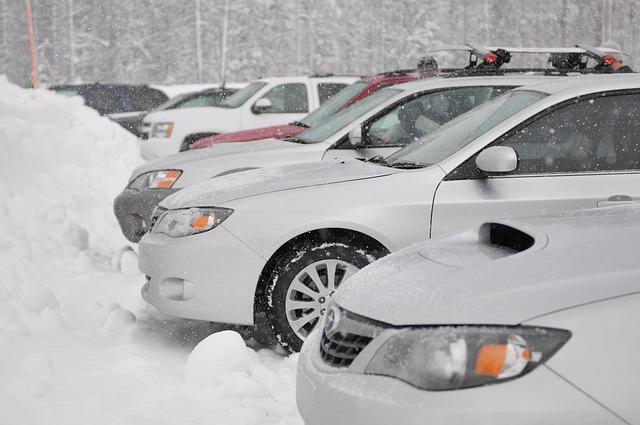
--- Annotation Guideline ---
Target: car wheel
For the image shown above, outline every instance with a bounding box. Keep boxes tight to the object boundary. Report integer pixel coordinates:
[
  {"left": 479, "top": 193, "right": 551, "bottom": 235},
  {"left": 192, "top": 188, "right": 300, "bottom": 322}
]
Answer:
[{"left": 263, "top": 238, "right": 381, "bottom": 352}]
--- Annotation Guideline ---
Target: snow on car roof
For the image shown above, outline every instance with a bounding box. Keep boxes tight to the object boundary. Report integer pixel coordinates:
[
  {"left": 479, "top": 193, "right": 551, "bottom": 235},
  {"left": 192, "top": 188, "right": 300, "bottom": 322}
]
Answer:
[
  {"left": 391, "top": 74, "right": 563, "bottom": 93},
  {"left": 510, "top": 73, "right": 640, "bottom": 96}
]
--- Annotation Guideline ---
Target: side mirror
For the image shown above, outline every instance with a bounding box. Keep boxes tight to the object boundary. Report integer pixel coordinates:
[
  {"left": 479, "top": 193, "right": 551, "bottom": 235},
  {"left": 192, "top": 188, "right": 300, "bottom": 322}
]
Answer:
[
  {"left": 476, "top": 146, "right": 518, "bottom": 174},
  {"left": 348, "top": 126, "right": 363, "bottom": 147},
  {"left": 252, "top": 98, "right": 272, "bottom": 114}
]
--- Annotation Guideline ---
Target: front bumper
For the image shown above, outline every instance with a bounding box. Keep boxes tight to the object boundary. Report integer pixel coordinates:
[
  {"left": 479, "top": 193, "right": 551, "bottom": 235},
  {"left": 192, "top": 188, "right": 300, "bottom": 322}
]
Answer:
[
  {"left": 296, "top": 329, "right": 624, "bottom": 425},
  {"left": 138, "top": 226, "right": 266, "bottom": 325},
  {"left": 139, "top": 136, "right": 182, "bottom": 160},
  {"left": 113, "top": 187, "right": 178, "bottom": 243}
]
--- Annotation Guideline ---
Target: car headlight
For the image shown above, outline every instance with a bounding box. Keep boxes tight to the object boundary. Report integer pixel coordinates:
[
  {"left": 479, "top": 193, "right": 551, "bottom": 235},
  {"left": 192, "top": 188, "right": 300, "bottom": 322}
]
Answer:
[
  {"left": 151, "top": 207, "right": 233, "bottom": 238},
  {"left": 365, "top": 325, "right": 570, "bottom": 391},
  {"left": 151, "top": 122, "right": 174, "bottom": 138},
  {"left": 128, "top": 170, "right": 182, "bottom": 190}
]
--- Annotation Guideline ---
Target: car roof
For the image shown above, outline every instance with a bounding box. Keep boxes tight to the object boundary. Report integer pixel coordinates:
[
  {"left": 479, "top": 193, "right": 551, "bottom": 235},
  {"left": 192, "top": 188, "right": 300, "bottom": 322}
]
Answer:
[
  {"left": 390, "top": 74, "right": 564, "bottom": 93},
  {"left": 511, "top": 73, "right": 640, "bottom": 97},
  {"left": 255, "top": 75, "right": 359, "bottom": 84}
]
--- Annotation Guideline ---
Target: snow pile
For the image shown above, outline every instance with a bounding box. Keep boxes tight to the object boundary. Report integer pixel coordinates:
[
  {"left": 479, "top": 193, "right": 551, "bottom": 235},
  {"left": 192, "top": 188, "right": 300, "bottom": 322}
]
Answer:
[
  {"left": 0, "top": 76, "right": 140, "bottom": 337},
  {"left": 0, "top": 78, "right": 301, "bottom": 425}
]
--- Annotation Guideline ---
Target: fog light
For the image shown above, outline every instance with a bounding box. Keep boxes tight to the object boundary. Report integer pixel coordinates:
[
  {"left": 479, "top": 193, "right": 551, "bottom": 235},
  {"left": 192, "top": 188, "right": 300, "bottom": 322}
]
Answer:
[{"left": 160, "top": 278, "right": 194, "bottom": 300}]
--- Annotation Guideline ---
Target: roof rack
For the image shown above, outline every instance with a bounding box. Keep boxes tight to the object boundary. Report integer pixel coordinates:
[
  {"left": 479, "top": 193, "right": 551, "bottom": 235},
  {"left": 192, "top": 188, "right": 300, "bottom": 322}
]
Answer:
[
  {"left": 378, "top": 68, "right": 418, "bottom": 77},
  {"left": 427, "top": 44, "right": 628, "bottom": 77}
]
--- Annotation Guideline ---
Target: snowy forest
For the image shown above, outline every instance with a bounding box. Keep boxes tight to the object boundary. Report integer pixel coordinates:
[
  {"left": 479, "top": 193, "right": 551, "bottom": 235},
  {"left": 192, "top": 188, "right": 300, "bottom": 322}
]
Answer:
[{"left": 1, "top": 0, "right": 639, "bottom": 86}]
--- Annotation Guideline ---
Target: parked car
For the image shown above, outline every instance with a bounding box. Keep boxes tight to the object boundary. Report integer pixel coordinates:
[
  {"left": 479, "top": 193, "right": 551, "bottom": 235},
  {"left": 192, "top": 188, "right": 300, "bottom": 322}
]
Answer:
[
  {"left": 139, "top": 75, "right": 359, "bottom": 158},
  {"left": 296, "top": 206, "right": 640, "bottom": 425},
  {"left": 138, "top": 74, "right": 640, "bottom": 352},
  {"left": 117, "top": 74, "right": 546, "bottom": 242},
  {"left": 49, "top": 83, "right": 169, "bottom": 135},
  {"left": 137, "top": 86, "right": 240, "bottom": 138},
  {"left": 189, "top": 70, "right": 420, "bottom": 150}
]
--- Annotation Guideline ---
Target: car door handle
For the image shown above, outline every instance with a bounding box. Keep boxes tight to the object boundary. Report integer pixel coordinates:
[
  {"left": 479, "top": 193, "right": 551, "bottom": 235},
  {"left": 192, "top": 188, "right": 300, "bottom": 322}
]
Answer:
[{"left": 597, "top": 195, "right": 638, "bottom": 207}]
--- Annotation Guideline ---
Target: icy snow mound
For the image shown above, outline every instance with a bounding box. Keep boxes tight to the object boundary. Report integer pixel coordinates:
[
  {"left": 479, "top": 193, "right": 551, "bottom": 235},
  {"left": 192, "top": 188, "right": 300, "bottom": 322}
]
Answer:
[{"left": 0, "top": 76, "right": 141, "bottom": 337}]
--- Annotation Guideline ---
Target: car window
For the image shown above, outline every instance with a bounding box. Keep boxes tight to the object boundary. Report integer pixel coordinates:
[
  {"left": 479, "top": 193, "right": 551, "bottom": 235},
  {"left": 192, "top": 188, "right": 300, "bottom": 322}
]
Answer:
[
  {"left": 174, "top": 92, "right": 231, "bottom": 108},
  {"left": 300, "top": 81, "right": 368, "bottom": 127},
  {"left": 125, "top": 87, "right": 168, "bottom": 111},
  {"left": 500, "top": 92, "right": 640, "bottom": 174},
  {"left": 317, "top": 83, "right": 348, "bottom": 104},
  {"left": 296, "top": 88, "right": 402, "bottom": 144},
  {"left": 386, "top": 90, "right": 547, "bottom": 167},
  {"left": 220, "top": 81, "right": 267, "bottom": 108},
  {"left": 82, "top": 86, "right": 123, "bottom": 115},
  {"left": 257, "top": 83, "right": 309, "bottom": 113},
  {"left": 363, "top": 86, "right": 514, "bottom": 147}
]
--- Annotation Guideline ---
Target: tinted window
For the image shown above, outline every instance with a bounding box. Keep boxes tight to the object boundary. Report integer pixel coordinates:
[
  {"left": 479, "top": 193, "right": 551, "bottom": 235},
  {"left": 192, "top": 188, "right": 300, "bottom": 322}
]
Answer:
[
  {"left": 82, "top": 86, "right": 123, "bottom": 115},
  {"left": 317, "top": 83, "right": 348, "bottom": 104},
  {"left": 258, "top": 83, "right": 309, "bottom": 113},
  {"left": 501, "top": 92, "right": 640, "bottom": 174},
  {"left": 173, "top": 91, "right": 235, "bottom": 108},
  {"left": 364, "top": 86, "right": 514, "bottom": 147},
  {"left": 125, "top": 87, "right": 168, "bottom": 111}
]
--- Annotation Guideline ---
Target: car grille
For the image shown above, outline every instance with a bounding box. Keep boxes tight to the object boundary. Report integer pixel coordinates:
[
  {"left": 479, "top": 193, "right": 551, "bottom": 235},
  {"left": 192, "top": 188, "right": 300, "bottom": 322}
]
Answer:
[{"left": 320, "top": 330, "right": 372, "bottom": 367}]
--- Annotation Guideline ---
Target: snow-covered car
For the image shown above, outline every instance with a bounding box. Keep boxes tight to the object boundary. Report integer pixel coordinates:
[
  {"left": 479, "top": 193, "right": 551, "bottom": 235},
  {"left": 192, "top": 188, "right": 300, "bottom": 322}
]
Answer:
[
  {"left": 137, "top": 74, "right": 640, "bottom": 351},
  {"left": 117, "top": 75, "right": 553, "bottom": 242},
  {"left": 296, "top": 206, "right": 640, "bottom": 425},
  {"left": 139, "top": 75, "right": 358, "bottom": 158}
]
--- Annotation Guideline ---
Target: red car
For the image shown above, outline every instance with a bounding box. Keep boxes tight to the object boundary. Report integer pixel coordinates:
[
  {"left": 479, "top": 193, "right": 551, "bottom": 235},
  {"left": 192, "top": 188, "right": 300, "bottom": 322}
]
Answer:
[{"left": 190, "top": 70, "right": 418, "bottom": 149}]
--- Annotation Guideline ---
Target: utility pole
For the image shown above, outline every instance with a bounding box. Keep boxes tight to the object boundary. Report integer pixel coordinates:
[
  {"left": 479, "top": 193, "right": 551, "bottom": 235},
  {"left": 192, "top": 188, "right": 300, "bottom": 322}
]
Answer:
[
  {"left": 219, "top": 0, "right": 230, "bottom": 84},
  {"left": 195, "top": 0, "right": 203, "bottom": 83},
  {"left": 25, "top": 0, "right": 38, "bottom": 88}
]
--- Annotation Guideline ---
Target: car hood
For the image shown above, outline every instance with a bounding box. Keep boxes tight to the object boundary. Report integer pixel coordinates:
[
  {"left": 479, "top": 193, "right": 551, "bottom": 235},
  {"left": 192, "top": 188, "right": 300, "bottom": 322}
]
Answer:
[
  {"left": 191, "top": 124, "right": 304, "bottom": 149},
  {"left": 129, "top": 138, "right": 288, "bottom": 179},
  {"left": 335, "top": 206, "right": 640, "bottom": 326},
  {"left": 160, "top": 159, "right": 399, "bottom": 208}
]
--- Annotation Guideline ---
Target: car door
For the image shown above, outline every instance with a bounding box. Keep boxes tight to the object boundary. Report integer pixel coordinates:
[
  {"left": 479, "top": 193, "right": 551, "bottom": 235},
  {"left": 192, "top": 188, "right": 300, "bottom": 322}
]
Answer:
[
  {"left": 325, "top": 85, "right": 514, "bottom": 161},
  {"left": 242, "top": 83, "right": 310, "bottom": 129},
  {"left": 431, "top": 90, "right": 640, "bottom": 237}
]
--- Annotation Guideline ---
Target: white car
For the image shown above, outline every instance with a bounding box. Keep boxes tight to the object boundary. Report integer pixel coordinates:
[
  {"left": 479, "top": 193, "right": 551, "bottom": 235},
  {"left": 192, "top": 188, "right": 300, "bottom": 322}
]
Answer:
[
  {"left": 139, "top": 75, "right": 358, "bottom": 159},
  {"left": 117, "top": 75, "right": 555, "bottom": 242},
  {"left": 138, "top": 74, "right": 640, "bottom": 351},
  {"left": 296, "top": 206, "right": 640, "bottom": 425}
]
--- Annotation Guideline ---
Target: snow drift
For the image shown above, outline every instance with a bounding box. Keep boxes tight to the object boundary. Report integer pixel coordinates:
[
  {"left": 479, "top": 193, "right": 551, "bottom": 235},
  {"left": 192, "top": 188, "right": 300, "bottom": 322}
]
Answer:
[{"left": 0, "top": 78, "right": 301, "bottom": 425}]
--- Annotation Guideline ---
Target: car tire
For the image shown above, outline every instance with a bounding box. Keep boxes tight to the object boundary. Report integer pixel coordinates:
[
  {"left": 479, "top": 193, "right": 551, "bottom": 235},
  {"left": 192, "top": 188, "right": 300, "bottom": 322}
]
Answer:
[{"left": 263, "top": 237, "right": 382, "bottom": 353}]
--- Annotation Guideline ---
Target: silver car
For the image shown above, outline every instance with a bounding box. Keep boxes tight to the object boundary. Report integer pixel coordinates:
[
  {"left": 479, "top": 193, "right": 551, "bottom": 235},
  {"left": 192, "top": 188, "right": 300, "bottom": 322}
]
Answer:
[
  {"left": 139, "top": 74, "right": 640, "bottom": 352},
  {"left": 297, "top": 206, "right": 640, "bottom": 425}
]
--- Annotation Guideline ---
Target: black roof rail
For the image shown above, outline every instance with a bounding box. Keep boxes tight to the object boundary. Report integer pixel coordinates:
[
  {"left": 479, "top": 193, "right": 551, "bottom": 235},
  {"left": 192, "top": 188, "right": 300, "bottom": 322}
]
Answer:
[{"left": 378, "top": 68, "right": 417, "bottom": 77}]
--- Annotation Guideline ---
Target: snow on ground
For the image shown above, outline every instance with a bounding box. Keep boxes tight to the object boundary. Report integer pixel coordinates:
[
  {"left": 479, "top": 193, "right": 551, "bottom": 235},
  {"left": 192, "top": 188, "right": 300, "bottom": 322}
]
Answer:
[{"left": 0, "top": 77, "right": 301, "bottom": 425}]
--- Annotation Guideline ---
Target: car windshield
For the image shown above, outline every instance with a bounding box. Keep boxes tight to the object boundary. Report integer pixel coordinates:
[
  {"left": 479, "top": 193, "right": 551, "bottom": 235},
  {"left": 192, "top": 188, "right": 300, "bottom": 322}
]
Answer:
[
  {"left": 295, "top": 88, "right": 402, "bottom": 144},
  {"left": 298, "top": 81, "right": 369, "bottom": 127},
  {"left": 385, "top": 90, "right": 549, "bottom": 167},
  {"left": 219, "top": 81, "right": 266, "bottom": 108}
]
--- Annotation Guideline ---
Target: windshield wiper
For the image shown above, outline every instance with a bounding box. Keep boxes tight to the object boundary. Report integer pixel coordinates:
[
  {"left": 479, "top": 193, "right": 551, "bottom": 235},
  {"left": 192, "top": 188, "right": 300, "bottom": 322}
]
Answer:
[
  {"left": 290, "top": 120, "right": 310, "bottom": 128},
  {"left": 387, "top": 160, "right": 425, "bottom": 169},
  {"left": 284, "top": 136, "right": 308, "bottom": 144},
  {"left": 366, "top": 155, "right": 389, "bottom": 165}
]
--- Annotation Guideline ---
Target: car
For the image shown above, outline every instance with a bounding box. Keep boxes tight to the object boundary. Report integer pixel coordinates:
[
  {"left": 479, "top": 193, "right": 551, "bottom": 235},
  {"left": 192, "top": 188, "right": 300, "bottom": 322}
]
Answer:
[
  {"left": 117, "top": 74, "right": 547, "bottom": 243},
  {"left": 137, "top": 73, "right": 640, "bottom": 352},
  {"left": 49, "top": 83, "right": 169, "bottom": 135},
  {"left": 139, "top": 75, "right": 359, "bottom": 158},
  {"left": 137, "top": 86, "right": 240, "bottom": 138},
  {"left": 296, "top": 206, "right": 640, "bottom": 425},
  {"left": 188, "top": 70, "right": 420, "bottom": 150}
]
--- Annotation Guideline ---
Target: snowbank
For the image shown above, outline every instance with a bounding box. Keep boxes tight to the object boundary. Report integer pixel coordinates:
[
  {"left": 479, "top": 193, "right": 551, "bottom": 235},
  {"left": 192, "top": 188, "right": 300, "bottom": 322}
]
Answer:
[
  {"left": 0, "top": 76, "right": 140, "bottom": 338},
  {"left": 0, "top": 77, "right": 301, "bottom": 425}
]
